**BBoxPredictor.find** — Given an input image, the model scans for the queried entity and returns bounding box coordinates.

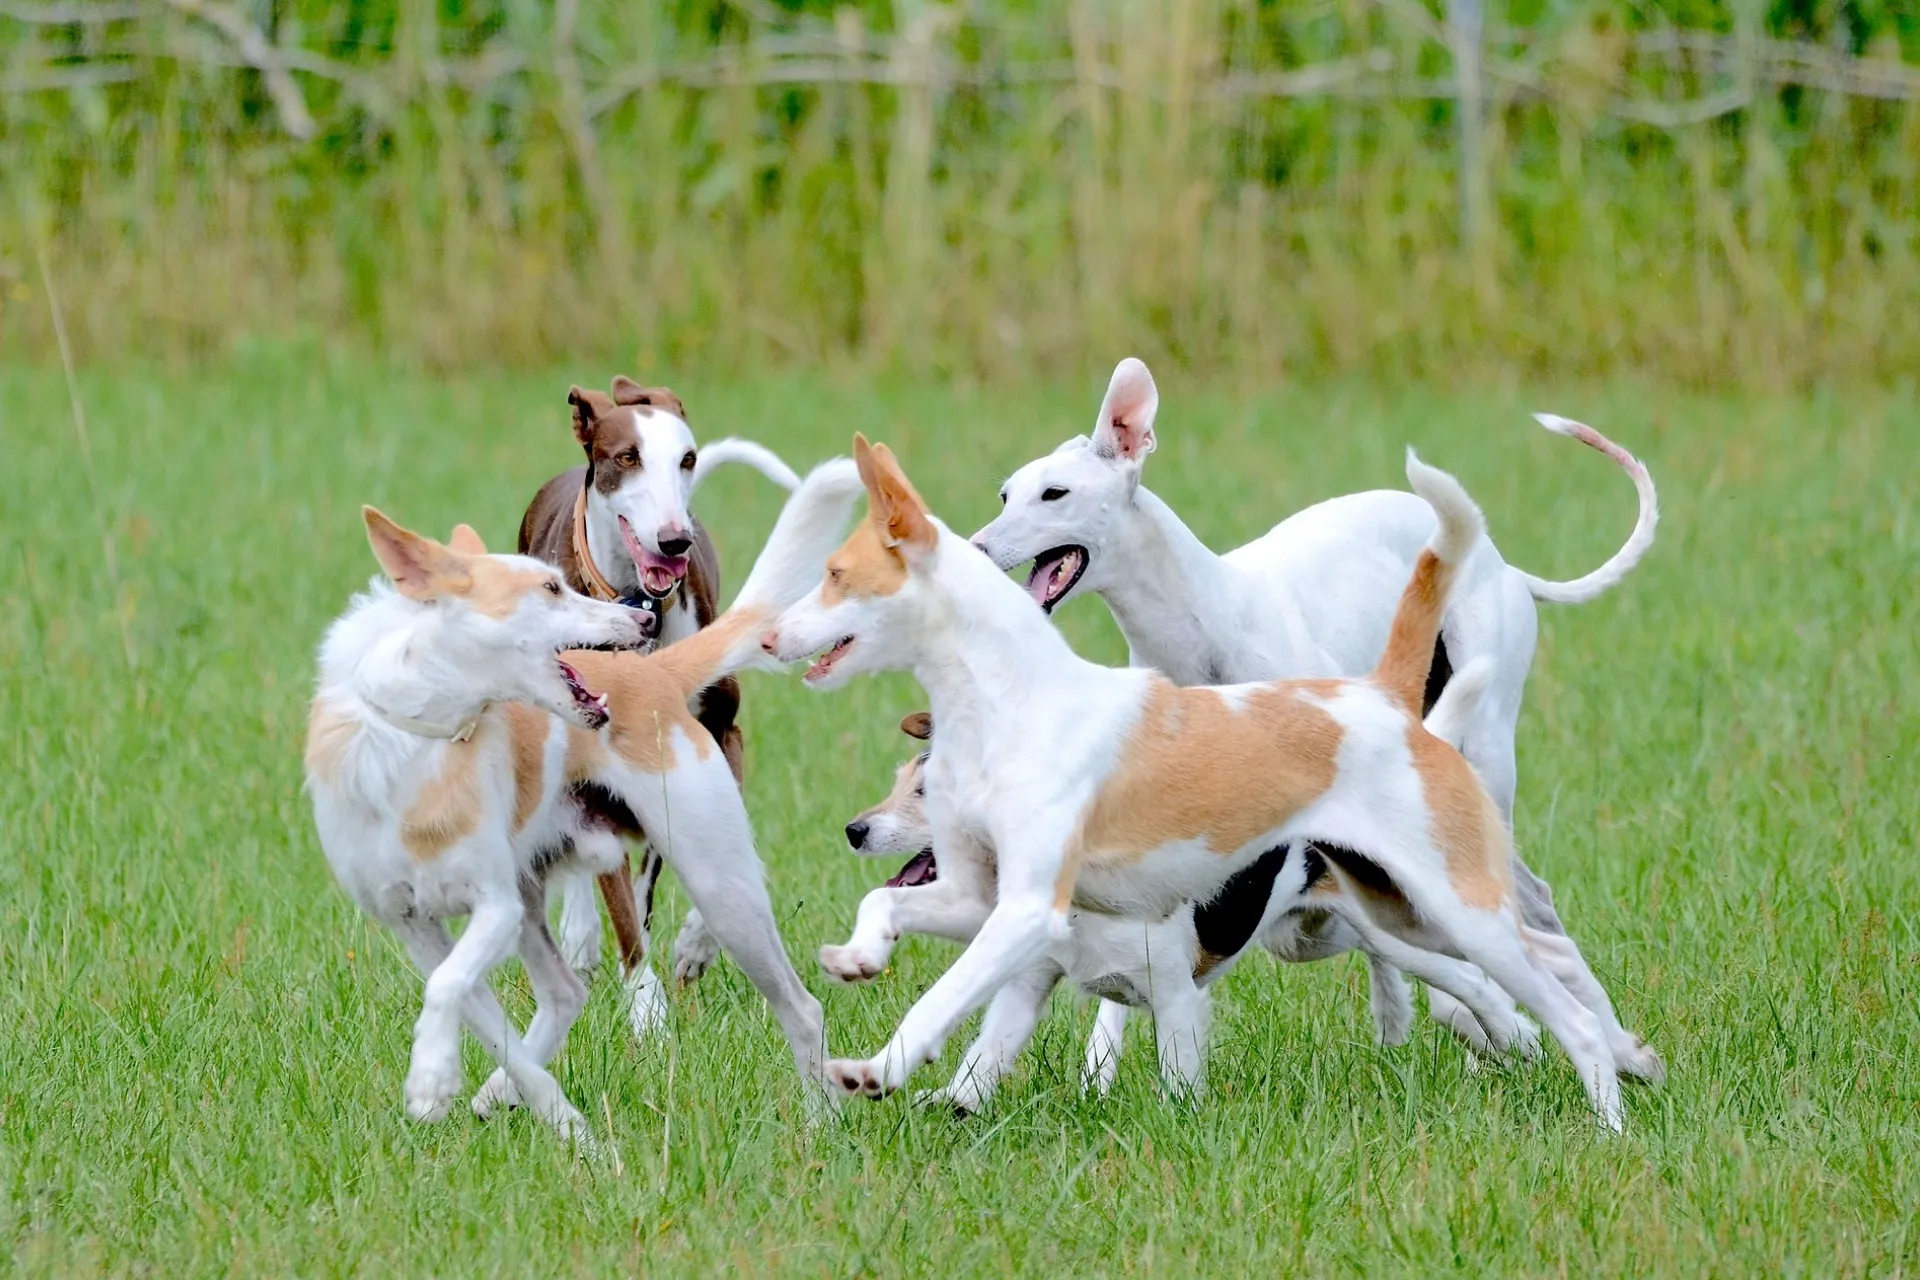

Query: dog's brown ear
[446,523,487,556]
[1091,357,1159,463]
[866,442,936,551]
[611,378,689,421]
[900,711,933,741]
[569,385,615,450]
[364,507,465,600]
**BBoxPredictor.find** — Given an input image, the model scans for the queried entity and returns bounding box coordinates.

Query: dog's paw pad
[826,1059,888,1098]
[818,944,885,985]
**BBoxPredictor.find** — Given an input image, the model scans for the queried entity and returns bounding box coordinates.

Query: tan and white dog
[841,677,1521,1113]
[767,435,1645,1130]
[306,459,862,1139]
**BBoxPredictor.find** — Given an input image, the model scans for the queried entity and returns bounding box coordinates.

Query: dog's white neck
[911,532,1088,754]
[583,493,642,594]
[1093,486,1248,684]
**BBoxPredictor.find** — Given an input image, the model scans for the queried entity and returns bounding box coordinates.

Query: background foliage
[3,0,1917,384]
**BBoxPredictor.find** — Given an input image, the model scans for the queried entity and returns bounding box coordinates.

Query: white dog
[306,461,861,1140]
[970,358,1660,1065]
[768,435,1646,1130]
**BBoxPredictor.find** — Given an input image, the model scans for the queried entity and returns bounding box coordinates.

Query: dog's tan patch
[304,696,358,784]
[559,617,756,776]
[853,435,936,550]
[503,703,550,834]
[823,520,909,603]
[1405,721,1511,909]
[1057,680,1345,910]
[401,730,487,859]
[563,726,609,783]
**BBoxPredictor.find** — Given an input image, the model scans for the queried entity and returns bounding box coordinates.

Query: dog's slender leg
[1081,1001,1129,1096]
[920,960,1061,1114]
[1521,926,1664,1083]
[1149,966,1211,1104]
[456,980,594,1147]
[827,889,1060,1099]
[672,906,719,985]
[628,759,828,1091]
[1321,901,1539,1060]
[598,845,671,1037]
[819,879,993,983]
[1422,984,1496,1056]
[396,893,524,1124]
[473,880,591,1118]
[1366,958,1417,1047]
[1452,922,1623,1131]
[554,864,602,974]
[669,694,746,987]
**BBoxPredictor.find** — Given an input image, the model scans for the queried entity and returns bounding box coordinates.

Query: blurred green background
[4,0,1916,384]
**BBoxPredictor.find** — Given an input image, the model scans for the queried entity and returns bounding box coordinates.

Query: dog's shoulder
[518,465,588,564]
[682,514,723,627]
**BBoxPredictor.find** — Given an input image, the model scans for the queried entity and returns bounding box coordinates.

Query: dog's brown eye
[618,450,639,469]
[1042,486,1069,501]
[681,450,697,471]
[544,580,563,596]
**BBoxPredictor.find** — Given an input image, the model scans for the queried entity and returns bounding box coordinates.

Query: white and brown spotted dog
[305,460,862,1140]
[767,435,1651,1130]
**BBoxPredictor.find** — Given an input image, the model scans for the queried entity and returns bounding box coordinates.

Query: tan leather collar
[572,481,679,612]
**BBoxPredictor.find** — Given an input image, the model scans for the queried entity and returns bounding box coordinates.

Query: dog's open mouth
[1025,545,1088,613]
[886,849,938,888]
[556,658,611,728]
[804,637,857,684]
[617,516,690,599]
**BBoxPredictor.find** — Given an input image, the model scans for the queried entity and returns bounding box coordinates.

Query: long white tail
[652,458,863,695]
[1423,656,1494,749]
[691,438,801,495]
[1514,414,1659,605]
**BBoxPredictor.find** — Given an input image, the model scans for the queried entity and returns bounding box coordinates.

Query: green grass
[1,352,1916,1275]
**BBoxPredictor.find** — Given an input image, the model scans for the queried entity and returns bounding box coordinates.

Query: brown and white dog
[519,378,799,1024]
[306,459,862,1139]
[767,435,1652,1130]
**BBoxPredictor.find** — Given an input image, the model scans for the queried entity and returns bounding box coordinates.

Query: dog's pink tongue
[618,518,689,598]
[1026,562,1055,607]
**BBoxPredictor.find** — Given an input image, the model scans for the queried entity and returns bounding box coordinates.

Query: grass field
[1,352,1916,1275]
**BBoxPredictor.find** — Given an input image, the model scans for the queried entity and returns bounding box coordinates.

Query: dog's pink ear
[364,507,463,600]
[569,386,615,450]
[1091,358,1159,463]
[446,523,487,556]
[900,711,933,741]
[866,442,936,551]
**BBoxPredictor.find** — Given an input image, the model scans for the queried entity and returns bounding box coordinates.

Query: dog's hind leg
[920,960,1061,1115]
[1521,925,1664,1083]
[1082,1001,1129,1096]
[1367,959,1417,1047]
[554,864,602,974]
[598,843,671,1038]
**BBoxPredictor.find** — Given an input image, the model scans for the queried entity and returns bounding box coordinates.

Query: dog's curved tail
[1375,452,1485,715]
[1512,414,1659,605]
[691,439,802,495]
[652,458,863,697]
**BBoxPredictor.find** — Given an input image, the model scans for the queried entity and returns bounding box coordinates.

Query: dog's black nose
[845,820,869,849]
[657,533,693,557]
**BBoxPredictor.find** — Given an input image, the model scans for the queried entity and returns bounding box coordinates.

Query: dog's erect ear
[611,377,689,422]
[364,507,465,600]
[866,442,937,551]
[1091,358,1159,464]
[569,385,616,450]
[900,711,933,741]
[446,523,487,556]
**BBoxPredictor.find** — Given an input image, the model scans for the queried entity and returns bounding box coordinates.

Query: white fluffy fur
[308,462,861,1140]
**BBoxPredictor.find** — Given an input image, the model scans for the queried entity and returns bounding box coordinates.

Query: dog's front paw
[404,1053,462,1123]
[470,1069,522,1119]
[819,942,887,985]
[672,914,720,985]
[825,1058,893,1099]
